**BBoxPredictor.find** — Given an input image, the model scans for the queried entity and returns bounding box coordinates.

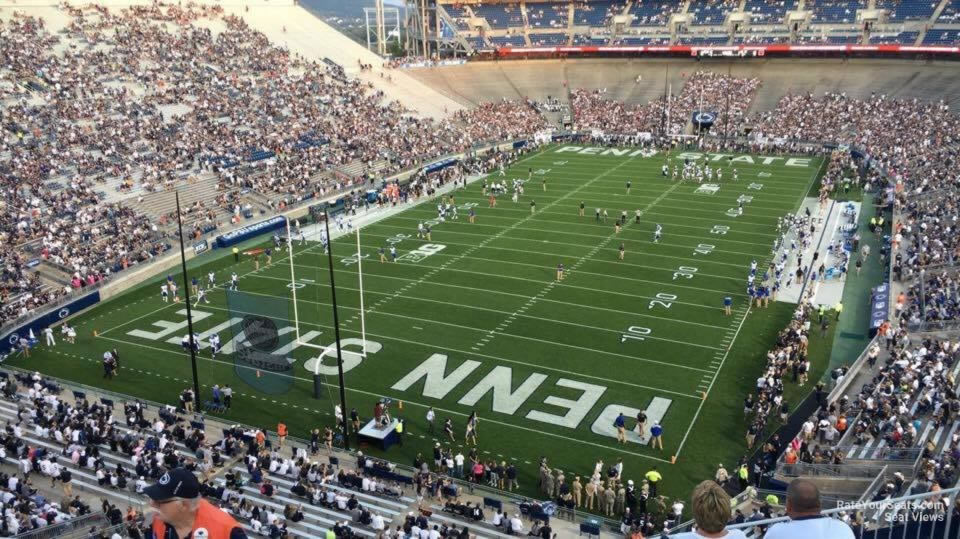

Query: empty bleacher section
[808,0,867,23]
[688,0,740,25]
[744,0,797,23]
[630,0,683,26]
[878,0,939,21]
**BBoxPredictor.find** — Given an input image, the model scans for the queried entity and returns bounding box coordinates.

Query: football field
[13,143,832,501]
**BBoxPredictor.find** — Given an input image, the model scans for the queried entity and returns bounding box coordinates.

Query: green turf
[12,143,831,505]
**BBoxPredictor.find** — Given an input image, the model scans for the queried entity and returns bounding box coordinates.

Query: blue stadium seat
[529,33,568,45]
[488,35,527,47]
[688,0,737,26]
[573,0,617,26]
[631,0,681,26]
[878,0,937,22]
[938,0,960,23]
[744,0,796,24]
[922,28,960,44]
[471,3,523,29]
[868,31,919,44]
[808,0,866,24]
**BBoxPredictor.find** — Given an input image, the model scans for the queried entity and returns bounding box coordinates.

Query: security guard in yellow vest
[395,419,404,446]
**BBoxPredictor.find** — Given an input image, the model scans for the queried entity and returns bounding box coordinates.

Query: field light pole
[174,192,202,406]
[323,208,350,449]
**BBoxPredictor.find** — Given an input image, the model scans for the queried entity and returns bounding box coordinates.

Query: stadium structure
[2,0,960,537]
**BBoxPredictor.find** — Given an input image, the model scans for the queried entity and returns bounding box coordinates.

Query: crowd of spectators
[0,2,567,330]
[570,71,760,136]
[449,100,548,145]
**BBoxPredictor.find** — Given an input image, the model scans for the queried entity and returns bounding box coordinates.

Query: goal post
[285,214,369,371]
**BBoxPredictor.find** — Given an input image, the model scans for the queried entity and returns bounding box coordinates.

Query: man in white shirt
[509,514,524,534]
[370,513,385,531]
[765,479,854,539]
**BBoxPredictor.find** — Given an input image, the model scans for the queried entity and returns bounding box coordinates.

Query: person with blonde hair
[670,480,747,538]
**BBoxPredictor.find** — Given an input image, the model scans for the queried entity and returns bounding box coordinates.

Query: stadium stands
[688,0,740,26]
[470,3,524,29]
[630,0,682,26]
[938,0,960,22]
[572,0,621,26]
[869,30,919,44]
[922,28,960,43]
[744,0,797,24]
[808,0,867,24]
[529,32,569,45]
[676,35,732,45]
[488,34,528,47]
[877,0,939,21]
[526,1,570,29]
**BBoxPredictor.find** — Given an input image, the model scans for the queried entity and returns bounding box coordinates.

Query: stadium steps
[34,259,74,285]
[337,160,368,179]
[126,174,222,223]
[0,399,365,539]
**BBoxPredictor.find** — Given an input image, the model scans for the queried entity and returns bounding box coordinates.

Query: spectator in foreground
[765,479,854,539]
[670,480,748,538]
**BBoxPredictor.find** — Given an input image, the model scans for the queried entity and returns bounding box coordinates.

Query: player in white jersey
[750,260,758,273]
[230,272,239,291]
[194,287,210,306]
[161,284,169,302]
[654,224,662,243]
[209,333,221,358]
[208,271,216,288]
[417,222,424,239]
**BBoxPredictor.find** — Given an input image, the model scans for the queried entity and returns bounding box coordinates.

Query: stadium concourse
[2,0,960,538]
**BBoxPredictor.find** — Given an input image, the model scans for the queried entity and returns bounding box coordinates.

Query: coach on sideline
[145,468,247,539]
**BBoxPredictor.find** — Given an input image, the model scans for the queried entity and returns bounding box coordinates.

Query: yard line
[252,269,729,330]
[674,161,825,458]
[401,209,779,248]
[235,280,721,368]
[98,301,176,336]
[402,204,781,239]
[328,231,749,286]
[65,340,676,463]
[284,259,734,308]
[333,150,578,332]
[387,216,770,258]
[96,320,702,399]
[267,266,730,326]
